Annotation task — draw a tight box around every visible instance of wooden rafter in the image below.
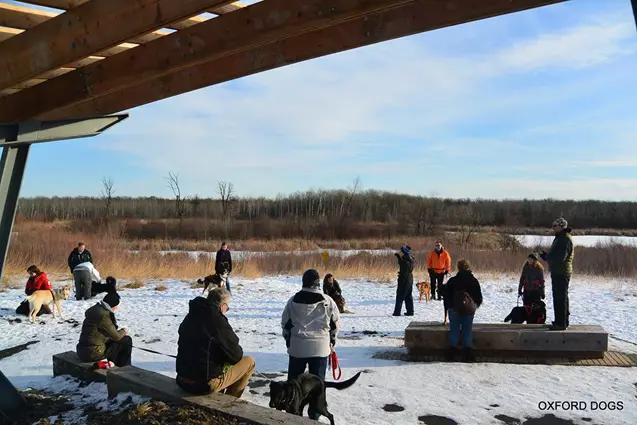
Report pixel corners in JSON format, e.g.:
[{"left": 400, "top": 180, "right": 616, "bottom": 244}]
[
  {"left": 22, "top": 0, "right": 244, "bottom": 18},
  {"left": 1, "top": 0, "right": 433, "bottom": 122},
  {"left": 0, "top": 3, "right": 172, "bottom": 44},
  {"left": 42, "top": 0, "right": 568, "bottom": 120},
  {"left": 0, "top": 0, "right": 240, "bottom": 92}
]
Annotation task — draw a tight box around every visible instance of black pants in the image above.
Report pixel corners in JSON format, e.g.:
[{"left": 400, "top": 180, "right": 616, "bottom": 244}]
[
  {"left": 73, "top": 269, "right": 92, "bottom": 300},
  {"left": 551, "top": 275, "right": 570, "bottom": 327},
  {"left": 104, "top": 336, "right": 133, "bottom": 367},
  {"left": 393, "top": 280, "right": 414, "bottom": 315},
  {"left": 15, "top": 300, "right": 52, "bottom": 316},
  {"left": 429, "top": 272, "right": 445, "bottom": 300}
]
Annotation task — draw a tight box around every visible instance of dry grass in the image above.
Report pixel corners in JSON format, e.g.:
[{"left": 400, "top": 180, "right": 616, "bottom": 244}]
[
  {"left": 154, "top": 284, "right": 168, "bottom": 292},
  {"left": 4, "top": 219, "right": 637, "bottom": 281}
]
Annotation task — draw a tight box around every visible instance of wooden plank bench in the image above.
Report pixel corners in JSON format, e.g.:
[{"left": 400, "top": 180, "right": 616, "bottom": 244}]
[
  {"left": 52, "top": 351, "right": 108, "bottom": 383},
  {"left": 405, "top": 322, "right": 609, "bottom": 359},
  {"left": 52, "top": 351, "right": 315, "bottom": 425}
]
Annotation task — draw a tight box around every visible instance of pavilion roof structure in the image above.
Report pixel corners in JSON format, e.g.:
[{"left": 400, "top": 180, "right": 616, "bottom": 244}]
[{"left": 0, "top": 0, "right": 568, "bottom": 124}]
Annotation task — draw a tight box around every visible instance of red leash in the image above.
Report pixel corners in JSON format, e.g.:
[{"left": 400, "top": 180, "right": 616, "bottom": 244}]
[{"left": 328, "top": 350, "right": 342, "bottom": 380}]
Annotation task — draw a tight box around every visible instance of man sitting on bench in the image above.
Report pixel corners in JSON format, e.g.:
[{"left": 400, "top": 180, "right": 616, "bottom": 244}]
[{"left": 176, "top": 288, "right": 255, "bottom": 397}]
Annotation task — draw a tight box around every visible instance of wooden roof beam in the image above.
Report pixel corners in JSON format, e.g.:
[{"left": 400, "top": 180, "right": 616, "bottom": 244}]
[
  {"left": 0, "top": 0, "right": 238, "bottom": 91},
  {"left": 42, "top": 0, "right": 568, "bottom": 120},
  {"left": 24, "top": 0, "right": 246, "bottom": 19},
  {"left": 0, "top": 2, "right": 172, "bottom": 44},
  {"left": 0, "top": 0, "right": 432, "bottom": 122}
]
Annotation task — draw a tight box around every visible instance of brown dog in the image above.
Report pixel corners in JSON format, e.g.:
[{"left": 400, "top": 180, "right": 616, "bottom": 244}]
[
  {"left": 26, "top": 285, "right": 71, "bottom": 324},
  {"left": 415, "top": 281, "right": 431, "bottom": 303}
]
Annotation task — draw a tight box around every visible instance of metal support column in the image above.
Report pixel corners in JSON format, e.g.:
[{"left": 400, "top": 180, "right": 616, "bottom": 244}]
[{"left": 0, "top": 114, "right": 128, "bottom": 282}]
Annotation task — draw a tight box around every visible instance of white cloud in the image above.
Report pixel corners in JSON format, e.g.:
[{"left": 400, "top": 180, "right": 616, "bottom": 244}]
[{"left": 101, "top": 10, "right": 637, "bottom": 198}]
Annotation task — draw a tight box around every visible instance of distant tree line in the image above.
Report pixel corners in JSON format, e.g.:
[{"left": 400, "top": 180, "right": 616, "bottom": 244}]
[{"left": 16, "top": 185, "right": 637, "bottom": 233}]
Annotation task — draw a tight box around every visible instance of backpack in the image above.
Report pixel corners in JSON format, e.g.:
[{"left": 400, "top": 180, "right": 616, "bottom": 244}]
[{"left": 454, "top": 290, "right": 477, "bottom": 316}]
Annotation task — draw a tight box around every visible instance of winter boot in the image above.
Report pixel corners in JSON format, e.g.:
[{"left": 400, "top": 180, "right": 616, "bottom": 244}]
[{"left": 463, "top": 348, "right": 476, "bottom": 363}]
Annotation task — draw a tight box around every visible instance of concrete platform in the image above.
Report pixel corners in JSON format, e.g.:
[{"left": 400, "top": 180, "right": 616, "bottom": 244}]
[
  {"left": 405, "top": 322, "right": 608, "bottom": 359},
  {"left": 52, "top": 351, "right": 108, "bottom": 382},
  {"left": 52, "top": 351, "right": 315, "bottom": 425}
]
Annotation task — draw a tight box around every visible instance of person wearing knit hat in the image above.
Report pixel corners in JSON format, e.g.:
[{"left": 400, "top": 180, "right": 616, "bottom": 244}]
[
  {"left": 393, "top": 245, "right": 415, "bottom": 316},
  {"left": 76, "top": 292, "right": 132, "bottom": 367},
  {"left": 281, "top": 269, "right": 341, "bottom": 420},
  {"left": 518, "top": 253, "right": 546, "bottom": 308},
  {"left": 539, "top": 217, "right": 574, "bottom": 330}
]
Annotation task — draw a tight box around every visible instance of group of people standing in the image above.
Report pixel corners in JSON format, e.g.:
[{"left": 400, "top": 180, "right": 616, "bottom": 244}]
[{"left": 392, "top": 217, "right": 575, "bottom": 361}]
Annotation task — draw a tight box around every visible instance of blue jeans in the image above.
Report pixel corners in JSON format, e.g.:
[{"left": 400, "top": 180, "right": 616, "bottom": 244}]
[
  {"left": 288, "top": 356, "right": 328, "bottom": 420},
  {"left": 448, "top": 309, "right": 474, "bottom": 348},
  {"left": 225, "top": 276, "right": 231, "bottom": 294}
]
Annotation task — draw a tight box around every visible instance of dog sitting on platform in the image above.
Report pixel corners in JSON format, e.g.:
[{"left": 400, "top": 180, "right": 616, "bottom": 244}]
[
  {"left": 504, "top": 300, "right": 547, "bottom": 324},
  {"left": 415, "top": 281, "right": 431, "bottom": 303}
]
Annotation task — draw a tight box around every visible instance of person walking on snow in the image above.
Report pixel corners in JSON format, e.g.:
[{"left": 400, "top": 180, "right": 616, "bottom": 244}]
[
  {"left": 393, "top": 245, "right": 415, "bottom": 316},
  {"left": 427, "top": 240, "right": 451, "bottom": 301},
  {"left": 539, "top": 217, "right": 574, "bottom": 331}
]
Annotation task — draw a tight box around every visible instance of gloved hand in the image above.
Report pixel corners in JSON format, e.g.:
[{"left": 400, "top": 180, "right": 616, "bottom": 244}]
[{"left": 427, "top": 268, "right": 434, "bottom": 274}]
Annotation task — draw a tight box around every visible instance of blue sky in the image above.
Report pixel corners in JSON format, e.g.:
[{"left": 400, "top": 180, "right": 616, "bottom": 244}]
[{"left": 12, "top": 0, "right": 637, "bottom": 200}]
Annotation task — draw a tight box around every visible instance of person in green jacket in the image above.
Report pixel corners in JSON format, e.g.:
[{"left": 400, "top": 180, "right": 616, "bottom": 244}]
[
  {"left": 539, "top": 217, "right": 574, "bottom": 331},
  {"left": 76, "top": 292, "right": 132, "bottom": 367}
]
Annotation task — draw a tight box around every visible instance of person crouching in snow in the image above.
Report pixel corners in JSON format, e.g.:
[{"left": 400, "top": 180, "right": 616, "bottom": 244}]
[
  {"left": 282, "top": 269, "right": 340, "bottom": 420},
  {"left": 73, "top": 261, "right": 101, "bottom": 301},
  {"left": 15, "top": 265, "right": 53, "bottom": 316},
  {"left": 76, "top": 292, "right": 132, "bottom": 367},
  {"left": 518, "top": 253, "right": 545, "bottom": 306},
  {"left": 323, "top": 273, "right": 352, "bottom": 314}
]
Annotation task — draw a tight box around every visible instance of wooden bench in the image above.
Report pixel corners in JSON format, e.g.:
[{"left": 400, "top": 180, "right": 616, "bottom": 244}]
[
  {"left": 52, "top": 351, "right": 315, "bottom": 425},
  {"left": 405, "top": 322, "right": 609, "bottom": 359},
  {"left": 52, "top": 351, "right": 108, "bottom": 382}
]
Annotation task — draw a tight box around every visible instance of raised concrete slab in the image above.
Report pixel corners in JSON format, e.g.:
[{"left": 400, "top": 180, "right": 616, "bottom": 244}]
[
  {"left": 107, "top": 366, "right": 317, "bottom": 425},
  {"left": 52, "top": 351, "right": 107, "bottom": 383},
  {"left": 405, "top": 322, "right": 608, "bottom": 359}
]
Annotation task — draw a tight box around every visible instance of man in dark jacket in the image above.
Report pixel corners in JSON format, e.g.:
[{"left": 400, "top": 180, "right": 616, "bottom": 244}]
[
  {"left": 68, "top": 242, "right": 93, "bottom": 273},
  {"left": 76, "top": 292, "right": 132, "bottom": 367},
  {"left": 540, "top": 217, "right": 574, "bottom": 331},
  {"left": 215, "top": 242, "right": 233, "bottom": 294},
  {"left": 393, "top": 245, "right": 415, "bottom": 317},
  {"left": 176, "top": 288, "right": 255, "bottom": 397}
]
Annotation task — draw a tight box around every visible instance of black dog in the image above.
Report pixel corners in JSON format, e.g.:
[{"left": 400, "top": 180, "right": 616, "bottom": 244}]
[
  {"left": 197, "top": 274, "right": 223, "bottom": 294},
  {"left": 269, "top": 371, "right": 362, "bottom": 425},
  {"left": 91, "top": 276, "right": 117, "bottom": 297},
  {"left": 504, "top": 301, "right": 546, "bottom": 324}
]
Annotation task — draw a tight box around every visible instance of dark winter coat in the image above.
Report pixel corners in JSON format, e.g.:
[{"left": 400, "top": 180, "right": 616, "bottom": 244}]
[
  {"left": 76, "top": 302, "right": 125, "bottom": 362},
  {"left": 176, "top": 297, "right": 243, "bottom": 384},
  {"left": 518, "top": 263, "right": 545, "bottom": 301},
  {"left": 215, "top": 249, "right": 232, "bottom": 275},
  {"left": 68, "top": 248, "right": 93, "bottom": 273},
  {"left": 545, "top": 228, "right": 574, "bottom": 277},
  {"left": 395, "top": 253, "right": 414, "bottom": 286},
  {"left": 443, "top": 270, "right": 483, "bottom": 312},
  {"left": 323, "top": 280, "right": 343, "bottom": 300}
]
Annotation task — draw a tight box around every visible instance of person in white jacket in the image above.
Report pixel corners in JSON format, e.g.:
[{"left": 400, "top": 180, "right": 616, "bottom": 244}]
[
  {"left": 281, "top": 269, "right": 340, "bottom": 418},
  {"left": 73, "top": 261, "right": 101, "bottom": 301}
]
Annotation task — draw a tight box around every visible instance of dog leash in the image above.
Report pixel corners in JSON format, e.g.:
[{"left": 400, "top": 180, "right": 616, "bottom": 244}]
[
  {"left": 328, "top": 350, "right": 342, "bottom": 381},
  {"left": 610, "top": 334, "right": 637, "bottom": 347}
]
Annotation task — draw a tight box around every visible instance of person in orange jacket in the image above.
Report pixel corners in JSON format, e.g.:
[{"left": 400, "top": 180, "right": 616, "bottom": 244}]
[{"left": 426, "top": 240, "right": 451, "bottom": 300}]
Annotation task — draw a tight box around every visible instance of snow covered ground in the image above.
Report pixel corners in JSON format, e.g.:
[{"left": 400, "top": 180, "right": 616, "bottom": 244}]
[
  {"left": 513, "top": 235, "right": 637, "bottom": 248},
  {"left": 1, "top": 275, "right": 637, "bottom": 424}
]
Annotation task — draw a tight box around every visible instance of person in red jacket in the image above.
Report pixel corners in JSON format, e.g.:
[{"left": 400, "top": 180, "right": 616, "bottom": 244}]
[{"left": 16, "top": 265, "right": 53, "bottom": 316}]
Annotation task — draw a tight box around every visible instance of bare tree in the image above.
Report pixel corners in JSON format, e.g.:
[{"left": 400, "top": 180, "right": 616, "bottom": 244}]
[
  {"left": 217, "top": 180, "right": 236, "bottom": 220},
  {"left": 165, "top": 172, "right": 187, "bottom": 234},
  {"left": 339, "top": 177, "right": 361, "bottom": 227},
  {"left": 101, "top": 177, "right": 115, "bottom": 222}
]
